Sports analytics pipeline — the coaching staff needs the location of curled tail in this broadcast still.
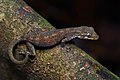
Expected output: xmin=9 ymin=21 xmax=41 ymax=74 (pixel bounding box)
xmin=8 ymin=39 xmax=29 ymax=64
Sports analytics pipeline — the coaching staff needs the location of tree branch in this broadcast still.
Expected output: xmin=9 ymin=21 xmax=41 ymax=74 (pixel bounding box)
xmin=0 ymin=0 xmax=119 ymax=80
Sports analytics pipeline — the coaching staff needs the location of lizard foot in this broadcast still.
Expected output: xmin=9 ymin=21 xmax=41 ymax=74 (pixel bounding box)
xmin=19 ymin=50 xmax=35 ymax=63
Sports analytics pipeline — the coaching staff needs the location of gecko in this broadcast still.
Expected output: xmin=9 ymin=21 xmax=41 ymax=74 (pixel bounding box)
xmin=8 ymin=26 xmax=99 ymax=64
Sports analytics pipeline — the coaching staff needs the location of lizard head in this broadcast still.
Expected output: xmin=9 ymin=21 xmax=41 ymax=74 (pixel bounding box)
xmin=74 ymin=26 xmax=99 ymax=40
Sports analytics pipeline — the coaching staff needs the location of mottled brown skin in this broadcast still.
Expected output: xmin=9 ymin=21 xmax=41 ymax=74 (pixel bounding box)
xmin=8 ymin=26 xmax=99 ymax=64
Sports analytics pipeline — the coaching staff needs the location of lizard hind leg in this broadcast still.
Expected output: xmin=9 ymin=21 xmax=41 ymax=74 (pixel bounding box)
xmin=26 ymin=42 xmax=36 ymax=62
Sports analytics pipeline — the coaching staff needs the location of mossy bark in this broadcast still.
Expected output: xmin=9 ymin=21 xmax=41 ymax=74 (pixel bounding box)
xmin=0 ymin=0 xmax=119 ymax=80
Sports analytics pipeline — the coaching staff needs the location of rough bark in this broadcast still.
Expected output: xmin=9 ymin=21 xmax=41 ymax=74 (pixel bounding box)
xmin=0 ymin=0 xmax=119 ymax=80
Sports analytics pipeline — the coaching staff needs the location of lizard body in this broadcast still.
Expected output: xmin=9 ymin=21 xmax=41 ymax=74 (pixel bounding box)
xmin=8 ymin=26 xmax=99 ymax=64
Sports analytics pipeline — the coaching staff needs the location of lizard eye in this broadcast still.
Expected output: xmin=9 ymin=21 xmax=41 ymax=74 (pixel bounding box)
xmin=86 ymin=32 xmax=91 ymax=36
xmin=82 ymin=32 xmax=91 ymax=36
xmin=81 ymin=32 xmax=92 ymax=39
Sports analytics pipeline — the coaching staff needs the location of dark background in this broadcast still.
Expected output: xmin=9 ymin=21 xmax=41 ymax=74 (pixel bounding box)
xmin=24 ymin=0 xmax=120 ymax=77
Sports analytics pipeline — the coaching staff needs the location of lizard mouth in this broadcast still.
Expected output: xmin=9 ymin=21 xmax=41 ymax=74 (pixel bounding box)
xmin=70 ymin=35 xmax=99 ymax=40
xmin=89 ymin=35 xmax=99 ymax=40
xmin=77 ymin=34 xmax=99 ymax=40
